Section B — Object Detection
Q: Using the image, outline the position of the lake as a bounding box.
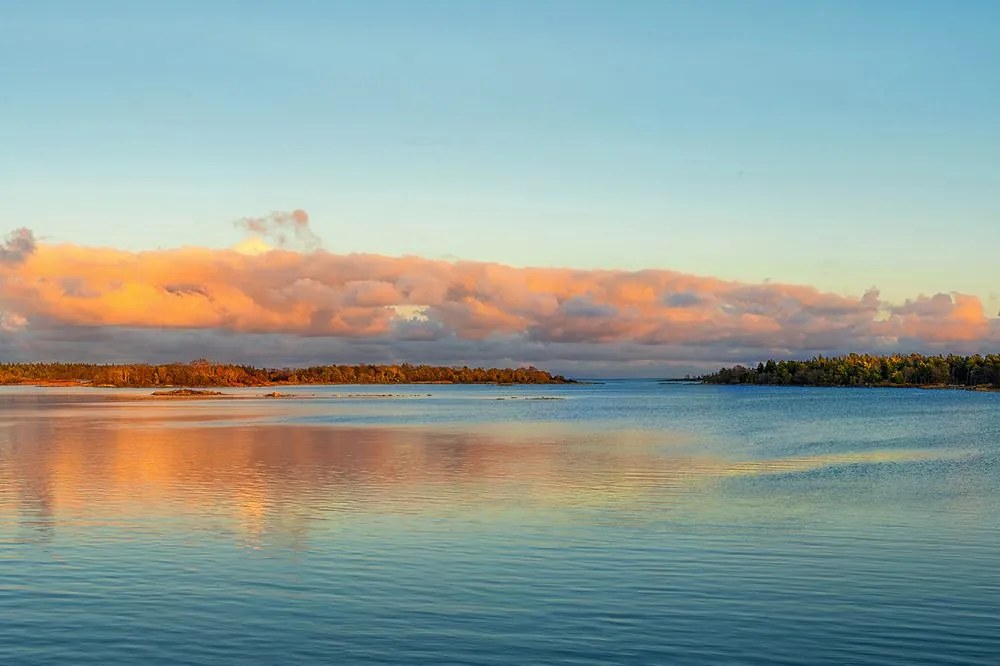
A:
[1,382,998,664]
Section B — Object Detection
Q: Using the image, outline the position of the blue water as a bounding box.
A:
[1,382,998,664]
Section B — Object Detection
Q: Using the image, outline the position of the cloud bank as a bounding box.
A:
[0,215,996,376]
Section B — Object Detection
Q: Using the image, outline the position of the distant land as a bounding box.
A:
[0,361,573,388]
[702,354,1000,389]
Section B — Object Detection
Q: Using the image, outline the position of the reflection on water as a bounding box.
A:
[1,385,999,664]
[0,417,722,550]
[4,418,980,547]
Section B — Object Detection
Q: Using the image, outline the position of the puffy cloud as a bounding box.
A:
[885,292,990,343]
[0,223,997,375]
[0,228,36,264]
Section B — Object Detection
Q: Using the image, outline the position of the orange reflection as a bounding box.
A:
[0,407,730,548]
[0,401,963,549]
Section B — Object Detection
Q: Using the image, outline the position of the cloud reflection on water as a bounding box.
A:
[0,397,968,550]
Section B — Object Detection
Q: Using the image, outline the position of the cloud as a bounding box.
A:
[0,312,27,332]
[234,209,320,252]
[886,292,990,343]
[0,228,36,264]
[0,223,997,375]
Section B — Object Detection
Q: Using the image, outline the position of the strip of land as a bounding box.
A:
[702,354,1000,389]
[137,389,431,400]
[0,361,573,388]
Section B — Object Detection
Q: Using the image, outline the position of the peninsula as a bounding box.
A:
[702,353,1000,389]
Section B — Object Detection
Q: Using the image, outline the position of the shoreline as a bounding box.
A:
[0,384,571,401]
[700,382,1000,392]
[3,379,575,389]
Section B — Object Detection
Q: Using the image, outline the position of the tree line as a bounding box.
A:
[702,353,1000,388]
[0,360,573,387]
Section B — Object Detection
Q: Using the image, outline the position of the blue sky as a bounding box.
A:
[3,0,998,309]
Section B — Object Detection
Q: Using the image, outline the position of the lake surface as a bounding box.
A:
[2,382,999,664]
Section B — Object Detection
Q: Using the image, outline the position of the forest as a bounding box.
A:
[701,353,1000,388]
[0,360,573,388]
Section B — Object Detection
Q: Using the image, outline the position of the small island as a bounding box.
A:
[150,388,226,397]
[702,353,1000,389]
[0,360,574,388]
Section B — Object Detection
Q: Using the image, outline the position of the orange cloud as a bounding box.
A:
[0,226,996,369]
[883,292,990,343]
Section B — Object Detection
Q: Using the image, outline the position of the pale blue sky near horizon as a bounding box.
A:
[3,1,998,308]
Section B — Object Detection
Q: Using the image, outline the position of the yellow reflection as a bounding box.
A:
[721,449,969,477]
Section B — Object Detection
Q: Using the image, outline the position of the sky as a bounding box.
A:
[1,1,999,375]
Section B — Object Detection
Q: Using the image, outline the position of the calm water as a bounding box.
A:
[2,382,999,664]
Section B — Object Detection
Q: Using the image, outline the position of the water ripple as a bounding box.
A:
[1,384,999,664]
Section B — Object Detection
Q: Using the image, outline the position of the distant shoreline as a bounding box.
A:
[702,354,1000,391]
[6,379,575,389]
[0,362,576,388]
[0,384,578,401]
